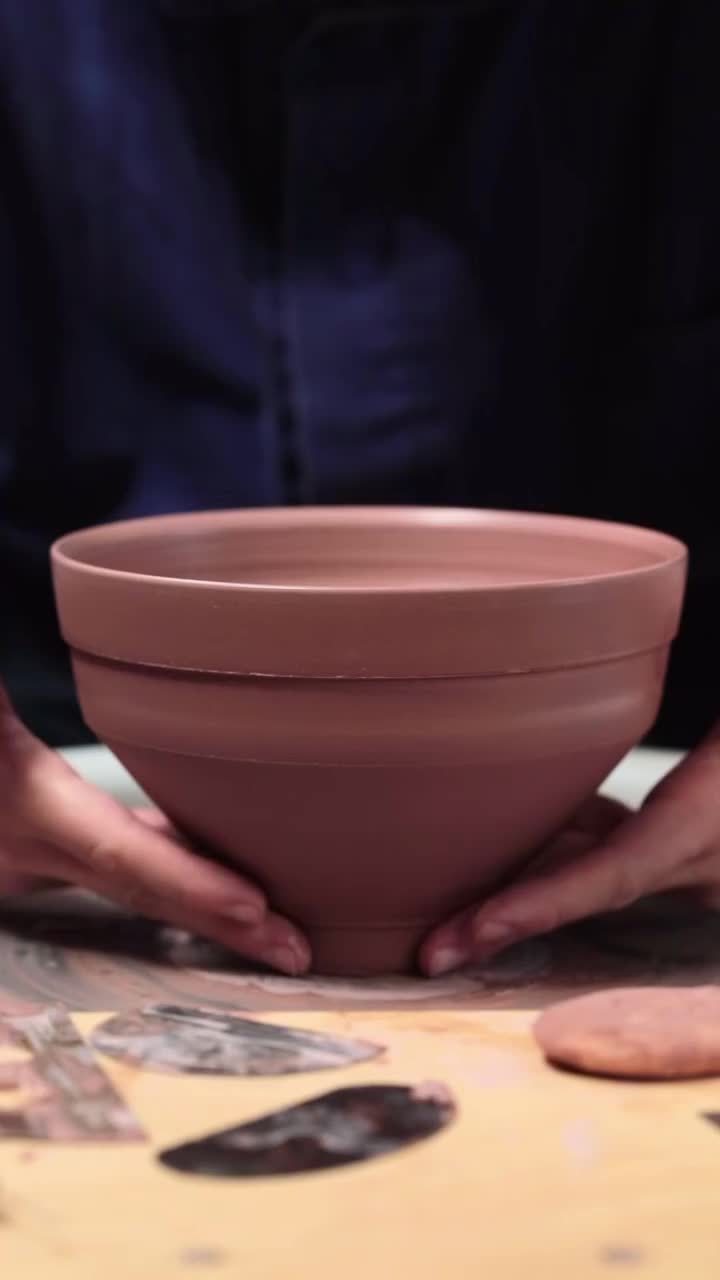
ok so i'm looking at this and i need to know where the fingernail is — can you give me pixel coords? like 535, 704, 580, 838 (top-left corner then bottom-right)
223, 900, 265, 926
267, 945, 306, 977
473, 919, 517, 948
427, 945, 467, 978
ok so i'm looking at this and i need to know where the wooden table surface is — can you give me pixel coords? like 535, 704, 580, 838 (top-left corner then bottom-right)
2, 1004, 720, 1280
1, 745, 718, 1279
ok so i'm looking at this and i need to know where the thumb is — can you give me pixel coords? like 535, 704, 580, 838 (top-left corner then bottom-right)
422, 741, 720, 975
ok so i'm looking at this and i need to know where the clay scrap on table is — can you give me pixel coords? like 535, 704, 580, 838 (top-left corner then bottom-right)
92, 1004, 383, 1076
159, 1082, 456, 1177
534, 986, 720, 1081
0, 1004, 145, 1141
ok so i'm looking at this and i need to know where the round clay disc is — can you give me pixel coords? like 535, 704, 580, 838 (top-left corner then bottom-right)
534, 986, 720, 1080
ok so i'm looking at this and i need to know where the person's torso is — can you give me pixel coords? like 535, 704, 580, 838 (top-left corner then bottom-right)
1, 0, 718, 744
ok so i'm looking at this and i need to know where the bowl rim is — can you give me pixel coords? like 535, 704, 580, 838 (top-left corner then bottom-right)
52, 508, 688, 677
52, 505, 688, 597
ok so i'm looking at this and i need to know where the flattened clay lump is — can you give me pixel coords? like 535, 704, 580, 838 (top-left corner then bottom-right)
534, 986, 720, 1080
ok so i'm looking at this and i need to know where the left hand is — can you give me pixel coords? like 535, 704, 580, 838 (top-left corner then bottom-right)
0, 685, 311, 975
420, 724, 720, 977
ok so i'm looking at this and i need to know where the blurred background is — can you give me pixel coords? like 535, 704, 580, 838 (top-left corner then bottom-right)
1, 1, 717, 749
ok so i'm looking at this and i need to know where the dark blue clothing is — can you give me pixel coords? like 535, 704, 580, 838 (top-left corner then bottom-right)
1, 1, 718, 745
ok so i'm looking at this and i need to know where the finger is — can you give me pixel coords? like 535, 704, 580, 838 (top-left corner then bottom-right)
98, 809, 311, 966
419, 902, 482, 978
131, 807, 193, 847
19, 751, 270, 926
422, 747, 720, 976
420, 826, 602, 975
2, 832, 310, 975
0, 830, 84, 883
60, 861, 311, 976
131, 808, 176, 831
420, 795, 633, 976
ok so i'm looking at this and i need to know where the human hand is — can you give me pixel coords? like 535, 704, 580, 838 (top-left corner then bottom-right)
0, 685, 310, 975
421, 726, 720, 976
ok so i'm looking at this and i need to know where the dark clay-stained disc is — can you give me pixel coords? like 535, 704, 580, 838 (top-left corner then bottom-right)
91, 1005, 383, 1076
159, 1082, 456, 1177
577, 896, 720, 966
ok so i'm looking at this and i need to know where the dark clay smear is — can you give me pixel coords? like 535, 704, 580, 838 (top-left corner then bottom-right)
159, 1082, 456, 1177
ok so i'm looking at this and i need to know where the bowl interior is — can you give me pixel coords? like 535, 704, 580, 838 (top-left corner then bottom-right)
58, 508, 682, 591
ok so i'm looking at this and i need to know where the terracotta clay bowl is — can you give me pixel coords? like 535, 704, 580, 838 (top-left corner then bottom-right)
52, 508, 687, 976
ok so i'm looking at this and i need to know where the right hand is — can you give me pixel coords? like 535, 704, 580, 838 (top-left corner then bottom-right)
0, 684, 310, 976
